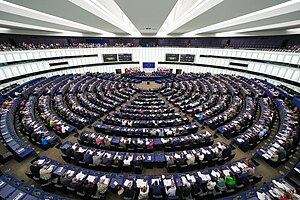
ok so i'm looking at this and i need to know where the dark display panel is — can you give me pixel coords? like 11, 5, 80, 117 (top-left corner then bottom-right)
180, 54, 195, 62
166, 54, 179, 61
115, 69, 122, 74
103, 54, 117, 62
118, 54, 132, 61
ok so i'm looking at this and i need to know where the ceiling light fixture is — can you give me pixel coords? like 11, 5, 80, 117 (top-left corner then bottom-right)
0, 0, 114, 36
157, 0, 224, 36
183, 0, 300, 36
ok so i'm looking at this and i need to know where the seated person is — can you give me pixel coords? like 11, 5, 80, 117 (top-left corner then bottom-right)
206, 179, 216, 191
123, 156, 132, 166
225, 172, 236, 187
277, 146, 287, 160
70, 177, 83, 190
165, 179, 176, 197
216, 174, 226, 189
138, 183, 149, 200
113, 156, 123, 167
157, 129, 164, 137
182, 182, 191, 198
124, 182, 134, 198
39, 165, 53, 183
236, 168, 249, 185
150, 129, 157, 137
101, 154, 111, 166
104, 138, 111, 148
97, 178, 109, 195
191, 179, 201, 195
95, 137, 103, 146
41, 134, 50, 148
134, 155, 143, 167
74, 147, 84, 163
167, 156, 175, 166
60, 172, 72, 187
174, 128, 180, 136
30, 161, 42, 177
222, 146, 232, 158
152, 180, 162, 196
92, 152, 102, 166
177, 154, 187, 166
83, 180, 95, 197
186, 153, 195, 165
147, 140, 154, 149
165, 129, 173, 136
270, 152, 279, 162
119, 139, 126, 149
83, 150, 93, 164
244, 158, 256, 168
65, 146, 74, 157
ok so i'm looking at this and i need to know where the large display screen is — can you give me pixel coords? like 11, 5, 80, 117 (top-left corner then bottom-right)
166, 54, 179, 61
118, 54, 132, 61
143, 62, 155, 68
180, 54, 195, 62
103, 54, 118, 62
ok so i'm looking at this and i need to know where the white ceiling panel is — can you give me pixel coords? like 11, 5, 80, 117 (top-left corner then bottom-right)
114, 0, 177, 34
172, 0, 288, 34
5, 0, 126, 34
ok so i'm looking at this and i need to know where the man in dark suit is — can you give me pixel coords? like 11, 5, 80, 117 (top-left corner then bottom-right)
191, 178, 201, 195
102, 154, 111, 166
83, 152, 93, 164
60, 173, 72, 187
134, 155, 143, 167
70, 177, 83, 191
182, 183, 191, 198
124, 182, 134, 198
177, 154, 187, 166
152, 180, 162, 196
74, 148, 84, 163
167, 156, 175, 166
30, 161, 42, 177
65, 147, 74, 157
113, 156, 123, 168
222, 147, 232, 158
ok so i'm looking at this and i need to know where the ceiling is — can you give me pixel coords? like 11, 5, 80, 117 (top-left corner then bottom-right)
0, 0, 299, 37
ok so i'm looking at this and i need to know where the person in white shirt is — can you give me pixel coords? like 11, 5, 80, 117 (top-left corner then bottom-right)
127, 121, 133, 127
206, 179, 216, 191
166, 129, 173, 136
124, 156, 132, 166
61, 124, 68, 134
122, 120, 127, 126
186, 154, 195, 165
165, 181, 176, 197
198, 151, 205, 161
138, 183, 149, 200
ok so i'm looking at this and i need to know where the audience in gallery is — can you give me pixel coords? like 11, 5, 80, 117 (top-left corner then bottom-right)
0, 42, 136, 51
1, 41, 300, 52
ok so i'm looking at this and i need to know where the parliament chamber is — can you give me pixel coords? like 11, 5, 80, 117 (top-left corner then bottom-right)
0, 45, 299, 200
0, 0, 300, 199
